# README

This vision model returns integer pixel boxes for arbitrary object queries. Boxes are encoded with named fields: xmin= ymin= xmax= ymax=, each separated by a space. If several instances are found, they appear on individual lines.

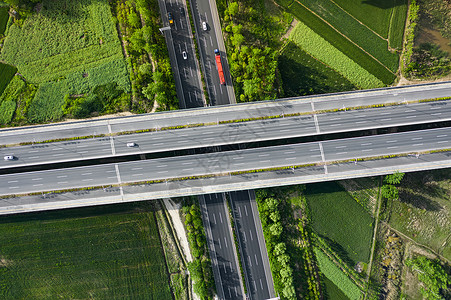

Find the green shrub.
xmin=289 ymin=20 xmax=384 ymax=89
xmin=287 ymin=1 xmax=396 ymax=84
xmin=314 ymin=248 xmax=362 ymax=300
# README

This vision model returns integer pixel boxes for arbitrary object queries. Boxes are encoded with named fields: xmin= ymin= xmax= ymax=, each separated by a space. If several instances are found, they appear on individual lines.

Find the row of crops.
xmin=277 ymin=0 xmax=408 ymax=88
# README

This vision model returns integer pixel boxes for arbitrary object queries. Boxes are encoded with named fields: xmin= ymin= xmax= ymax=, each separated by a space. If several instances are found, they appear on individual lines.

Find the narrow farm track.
xmin=293 ymin=0 xmax=396 ymax=75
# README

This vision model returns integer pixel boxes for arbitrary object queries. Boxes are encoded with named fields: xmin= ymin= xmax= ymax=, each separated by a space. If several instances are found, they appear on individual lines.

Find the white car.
xmin=126 ymin=142 xmax=137 ymax=147
xmin=202 ymin=21 xmax=207 ymax=31
xmin=4 ymin=155 xmax=15 ymax=161
xmin=182 ymin=51 xmax=187 ymax=60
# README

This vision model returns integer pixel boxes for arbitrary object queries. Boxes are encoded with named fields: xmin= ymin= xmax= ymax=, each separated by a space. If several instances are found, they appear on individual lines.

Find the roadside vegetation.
xmin=404 ymin=0 xmax=451 ymax=80
xmin=216 ymin=0 xmax=291 ymax=102
xmin=182 ymin=197 xmax=215 ymax=300
xmin=0 ymin=202 xmax=176 ymax=299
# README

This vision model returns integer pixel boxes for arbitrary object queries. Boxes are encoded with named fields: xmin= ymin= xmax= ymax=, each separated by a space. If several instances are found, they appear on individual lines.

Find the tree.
xmin=228 ymin=2 xmax=239 ymax=16
xmin=381 ymin=184 xmax=399 ymax=200
xmin=269 ymin=223 xmax=282 ymax=236
xmin=384 ymin=171 xmax=405 ymax=185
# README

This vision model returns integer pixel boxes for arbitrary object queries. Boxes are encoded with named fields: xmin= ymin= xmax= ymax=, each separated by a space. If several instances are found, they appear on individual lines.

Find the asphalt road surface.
xmin=158 ymin=0 xmax=204 ymax=108
xmin=190 ymin=0 xmax=235 ymax=105
xmin=200 ymin=193 xmax=244 ymax=300
xmin=2 ymin=127 xmax=450 ymax=196
xmin=230 ymin=190 xmax=275 ymax=300
xmin=2 ymin=100 xmax=450 ymax=169
xmin=1 ymin=82 xmax=450 ymax=145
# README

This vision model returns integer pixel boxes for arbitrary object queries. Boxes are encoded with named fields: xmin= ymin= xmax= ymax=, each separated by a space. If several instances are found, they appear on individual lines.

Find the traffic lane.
xmin=231 ymin=190 xmax=272 ymax=300
xmin=3 ymin=128 xmax=451 ymax=195
xmin=190 ymin=0 xmax=231 ymax=105
xmin=202 ymin=193 xmax=244 ymax=300
xmin=4 ymin=100 xmax=451 ymax=168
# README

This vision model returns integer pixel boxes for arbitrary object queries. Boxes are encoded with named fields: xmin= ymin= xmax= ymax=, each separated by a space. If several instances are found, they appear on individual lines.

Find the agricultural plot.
xmin=323 ymin=277 xmax=349 ymax=300
xmin=314 ymin=248 xmax=362 ymax=300
xmin=289 ymin=20 xmax=384 ymax=89
xmin=286 ymin=1 xmax=396 ymax=85
xmin=306 ymin=181 xmax=374 ymax=265
xmin=278 ymin=41 xmax=356 ymax=97
xmin=333 ymin=0 xmax=406 ymax=39
xmin=0 ymin=202 xmax=172 ymax=299
xmin=388 ymin=3 xmax=408 ymax=50
xmin=1 ymin=0 xmax=123 ymax=83
xmin=389 ymin=169 xmax=451 ymax=260
xmin=297 ymin=0 xmax=400 ymax=72
xmin=0 ymin=62 xmax=16 ymax=96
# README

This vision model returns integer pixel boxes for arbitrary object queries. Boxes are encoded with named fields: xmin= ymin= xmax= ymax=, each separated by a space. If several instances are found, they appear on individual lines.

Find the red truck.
xmin=214 ymin=49 xmax=226 ymax=85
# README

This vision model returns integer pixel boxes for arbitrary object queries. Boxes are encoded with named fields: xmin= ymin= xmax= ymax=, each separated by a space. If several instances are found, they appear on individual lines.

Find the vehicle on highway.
xmin=180 ymin=7 xmax=185 ymax=16
xmin=202 ymin=21 xmax=207 ymax=31
xmin=168 ymin=12 xmax=174 ymax=25
xmin=214 ymin=49 xmax=226 ymax=85
xmin=182 ymin=51 xmax=187 ymax=60
xmin=3 ymin=155 xmax=15 ymax=161
xmin=127 ymin=142 xmax=137 ymax=147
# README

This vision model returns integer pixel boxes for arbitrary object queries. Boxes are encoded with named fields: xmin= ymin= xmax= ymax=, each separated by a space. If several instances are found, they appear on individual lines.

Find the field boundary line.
xmin=292 ymin=0 xmax=395 ymax=75
xmin=328 ymin=0 xmax=388 ymax=42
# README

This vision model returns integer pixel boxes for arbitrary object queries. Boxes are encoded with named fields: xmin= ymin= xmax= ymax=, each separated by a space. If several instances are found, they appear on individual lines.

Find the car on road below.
xmin=180 ymin=7 xmax=185 ymax=16
xmin=168 ymin=12 xmax=174 ymax=24
xmin=202 ymin=21 xmax=207 ymax=31
xmin=182 ymin=51 xmax=187 ymax=60
xmin=127 ymin=142 xmax=137 ymax=147
xmin=4 ymin=155 xmax=15 ymax=161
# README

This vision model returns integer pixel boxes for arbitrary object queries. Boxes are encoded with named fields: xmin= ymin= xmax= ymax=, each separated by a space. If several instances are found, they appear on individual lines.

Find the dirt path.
xmin=163 ymin=198 xmax=193 ymax=262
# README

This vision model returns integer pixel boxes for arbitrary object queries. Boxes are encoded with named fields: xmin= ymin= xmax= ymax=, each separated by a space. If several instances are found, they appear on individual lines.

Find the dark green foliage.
xmin=279 ymin=41 xmax=355 ymax=97
xmin=406 ymin=256 xmax=450 ymax=300
xmin=183 ymin=199 xmax=215 ymax=299
xmin=0 ymin=100 xmax=16 ymax=124
xmin=296 ymin=0 xmax=400 ymax=73
xmin=384 ymin=172 xmax=405 ymax=185
xmin=305 ymin=182 xmax=374 ymax=265
xmin=286 ymin=1 xmax=396 ymax=84
xmin=0 ymin=5 xmax=8 ymax=34
xmin=0 ymin=62 xmax=16 ymax=96
xmin=0 ymin=202 xmax=172 ymax=299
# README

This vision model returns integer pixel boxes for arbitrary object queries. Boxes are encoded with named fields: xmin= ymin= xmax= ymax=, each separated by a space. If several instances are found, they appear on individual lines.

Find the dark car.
xmin=179 ymin=7 xmax=185 ymax=16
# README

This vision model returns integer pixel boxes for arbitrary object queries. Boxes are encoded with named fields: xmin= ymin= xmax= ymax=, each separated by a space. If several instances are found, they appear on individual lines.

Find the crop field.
xmin=333 ymin=0 xmax=407 ymax=39
xmin=314 ymin=248 xmax=362 ymax=300
xmin=278 ymin=41 xmax=356 ymax=97
xmin=0 ymin=0 xmax=123 ymax=83
xmin=0 ymin=202 xmax=172 ymax=299
xmin=0 ymin=5 xmax=8 ymax=35
xmin=389 ymin=169 xmax=451 ymax=260
xmin=323 ymin=274 xmax=351 ymax=300
xmin=28 ymin=58 xmax=130 ymax=123
xmin=306 ymin=182 xmax=374 ymax=265
xmin=0 ymin=62 xmax=16 ymax=96
xmin=286 ymin=1 xmax=396 ymax=85
xmin=388 ymin=2 xmax=408 ymax=50
xmin=289 ymin=21 xmax=384 ymax=89
xmin=296 ymin=0 xmax=400 ymax=72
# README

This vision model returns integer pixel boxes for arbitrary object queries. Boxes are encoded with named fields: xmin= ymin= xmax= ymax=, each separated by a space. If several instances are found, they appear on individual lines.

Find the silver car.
xmin=4 ymin=155 xmax=15 ymax=161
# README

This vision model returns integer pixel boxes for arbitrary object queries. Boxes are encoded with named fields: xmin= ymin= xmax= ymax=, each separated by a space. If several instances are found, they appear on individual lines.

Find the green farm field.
xmin=297 ymin=0 xmax=400 ymax=72
xmin=278 ymin=41 xmax=356 ymax=97
xmin=285 ymin=1 xmax=396 ymax=85
xmin=306 ymin=182 xmax=374 ymax=265
xmin=0 ymin=202 xmax=172 ymax=299
xmin=323 ymin=277 xmax=349 ymax=300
